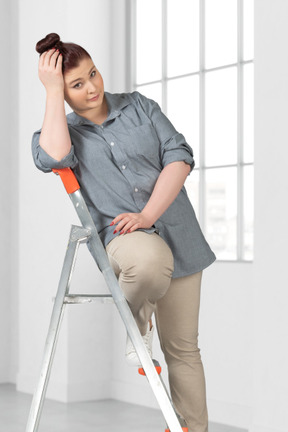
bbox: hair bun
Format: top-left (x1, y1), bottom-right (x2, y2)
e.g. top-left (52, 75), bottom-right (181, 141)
top-left (35, 33), bottom-right (62, 54)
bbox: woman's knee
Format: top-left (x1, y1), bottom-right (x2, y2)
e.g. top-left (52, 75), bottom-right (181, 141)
top-left (106, 231), bottom-right (174, 299)
top-left (126, 253), bottom-right (173, 300)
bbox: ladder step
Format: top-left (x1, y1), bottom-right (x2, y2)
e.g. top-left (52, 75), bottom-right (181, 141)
top-left (165, 429), bottom-right (188, 432)
top-left (64, 294), bottom-right (113, 304)
top-left (138, 359), bottom-right (162, 376)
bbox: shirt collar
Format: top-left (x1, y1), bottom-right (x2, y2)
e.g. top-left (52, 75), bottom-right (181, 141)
top-left (67, 92), bottom-right (131, 126)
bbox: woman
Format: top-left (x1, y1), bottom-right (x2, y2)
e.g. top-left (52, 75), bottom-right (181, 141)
top-left (32, 33), bottom-right (216, 432)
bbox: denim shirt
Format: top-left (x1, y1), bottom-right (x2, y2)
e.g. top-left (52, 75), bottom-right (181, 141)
top-left (32, 91), bottom-right (216, 277)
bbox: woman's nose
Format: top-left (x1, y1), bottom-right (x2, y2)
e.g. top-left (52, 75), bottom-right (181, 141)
top-left (87, 81), bottom-right (97, 93)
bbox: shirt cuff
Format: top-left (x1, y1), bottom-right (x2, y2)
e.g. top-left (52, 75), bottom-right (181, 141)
top-left (33, 144), bottom-right (78, 173)
top-left (161, 134), bottom-right (195, 172)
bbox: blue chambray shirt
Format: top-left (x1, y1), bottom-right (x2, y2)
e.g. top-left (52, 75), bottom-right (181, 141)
top-left (32, 91), bottom-right (216, 277)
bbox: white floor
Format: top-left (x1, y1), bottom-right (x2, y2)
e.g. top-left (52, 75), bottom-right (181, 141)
top-left (1, 384), bottom-right (247, 432)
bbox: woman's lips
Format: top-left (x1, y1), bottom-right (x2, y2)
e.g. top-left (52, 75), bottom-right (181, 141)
top-left (89, 94), bottom-right (99, 101)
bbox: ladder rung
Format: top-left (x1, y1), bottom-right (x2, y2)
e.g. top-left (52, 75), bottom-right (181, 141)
top-left (64, 294), bottom-right (114, 304)
top-left (165, 429), bottom-right (188, 432)
top-left (139, 359), bottom-right (162, 376)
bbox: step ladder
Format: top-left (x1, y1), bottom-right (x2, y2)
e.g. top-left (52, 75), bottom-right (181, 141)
top-left (25, 167), bottom-right (187, 432)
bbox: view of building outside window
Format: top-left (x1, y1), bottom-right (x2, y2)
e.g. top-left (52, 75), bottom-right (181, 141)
top-left (131, 0), bottom-right (254, 261)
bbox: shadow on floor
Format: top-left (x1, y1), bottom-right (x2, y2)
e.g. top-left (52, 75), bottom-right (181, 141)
top-left (0, 384), bottom-right (247, 432)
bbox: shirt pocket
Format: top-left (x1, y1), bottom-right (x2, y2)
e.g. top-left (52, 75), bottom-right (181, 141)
top-left (127, 123), bottom-right (160, 158)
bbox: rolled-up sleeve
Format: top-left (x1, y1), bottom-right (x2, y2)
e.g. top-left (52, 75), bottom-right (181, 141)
top-left (31, 130), bottom-right (79, 173)
top-left (135, 92), bottom-right (195, 171)
top-left (159, 133), bottom-right (195, 170)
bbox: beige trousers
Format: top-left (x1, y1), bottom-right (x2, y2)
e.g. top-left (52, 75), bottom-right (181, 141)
top-left (106, 231), bottom-right (208, 432)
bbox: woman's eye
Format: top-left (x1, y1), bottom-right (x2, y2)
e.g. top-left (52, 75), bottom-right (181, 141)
top-left (74, 82), bottom-right (82, 89)
top-left (91, 70), bottom-right (96, 78)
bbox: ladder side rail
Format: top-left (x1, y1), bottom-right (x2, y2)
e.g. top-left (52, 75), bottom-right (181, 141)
top-left (25, 227), bottom-right (85, 432)
top-left (53, 168), bottom-right (183, 432)
top-left (69, 190), bottom-right (183, 432)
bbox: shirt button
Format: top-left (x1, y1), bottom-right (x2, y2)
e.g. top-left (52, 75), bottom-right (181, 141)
top-left (121, 165), bottom-right (126, 170)
top-left (110, 142), bottom-right (115, 147)
top-left (134, 188), bottom-right (139, 192)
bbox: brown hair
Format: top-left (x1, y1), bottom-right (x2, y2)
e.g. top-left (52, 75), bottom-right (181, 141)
top-left (35, 33), bottom-right (91, 73)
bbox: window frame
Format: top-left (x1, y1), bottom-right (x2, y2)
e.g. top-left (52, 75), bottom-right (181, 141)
top-left (128, 0), bottom-right (254, 262)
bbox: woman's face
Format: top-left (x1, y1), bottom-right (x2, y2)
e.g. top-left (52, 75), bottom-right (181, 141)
top-left (63, 57), bottom-right (105, 116)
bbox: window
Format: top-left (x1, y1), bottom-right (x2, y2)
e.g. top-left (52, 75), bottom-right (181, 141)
top-left (130, 0), bottom-right (254, 261)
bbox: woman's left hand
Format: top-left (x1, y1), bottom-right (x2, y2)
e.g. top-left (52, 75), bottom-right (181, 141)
top-left (110, 212), bottom-right (153, 235)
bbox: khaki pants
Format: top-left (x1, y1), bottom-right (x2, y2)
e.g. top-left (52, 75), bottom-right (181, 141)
top-left (106, 231), bottom-right (208, 432)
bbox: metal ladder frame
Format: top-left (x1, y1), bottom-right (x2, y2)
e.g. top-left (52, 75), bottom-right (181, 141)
top-left (25, 168), bottom-right (186, 432)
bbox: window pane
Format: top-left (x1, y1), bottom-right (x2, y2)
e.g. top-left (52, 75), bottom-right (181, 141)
top-left (136, 0), bottom-right (162, 84)
top-left (205, 68), bottom-right (237, 166)
top-left (167, 0), bottom-right (199, 76)
top-left (243, 165), bottom-right (254, 260)
top-left (185, 169), bottom-right (199, 220)
top-left (243, 0), bottom-right (254, 60)
top-left (205, 167), bottom-right (237, 260)
top-left (137, 83), bottom-right (162, 107)
top-left (205, 0), bottom-right (237, 69)
top-left (243, 63), bottom-right (254, 163)
top-left (167, 76), bottom-right (199, 166)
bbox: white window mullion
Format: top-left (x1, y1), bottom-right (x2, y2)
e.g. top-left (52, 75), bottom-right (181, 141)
top-left (127, 0), bottom-right (135, 92)
top-left (130, 0), bottom-right (137, 91)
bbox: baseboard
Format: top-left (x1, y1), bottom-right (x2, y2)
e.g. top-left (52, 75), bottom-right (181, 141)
top-left (16, 372), bottom-right (111, 403)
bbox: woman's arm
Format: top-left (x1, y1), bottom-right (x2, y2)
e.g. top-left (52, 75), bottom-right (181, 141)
top-left (38, 49), bottom-right (72, 161)
top-left (111, 161), bottom-right (191, 234)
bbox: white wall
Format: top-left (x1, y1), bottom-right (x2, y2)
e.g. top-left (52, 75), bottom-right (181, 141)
top-left (252, 1), bottom-right (288, 431)
top-left (17, 0), bottom-right (115, 402)
top-left (0, 0), bottom-right (12, 383)
top-left (0, 0), bottom-right (18, 383)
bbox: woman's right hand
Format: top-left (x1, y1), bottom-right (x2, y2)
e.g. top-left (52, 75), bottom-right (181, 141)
top-left (38, 48), bottom-right (72, 161)
top-left (38, 49), bottom-right (64, 93)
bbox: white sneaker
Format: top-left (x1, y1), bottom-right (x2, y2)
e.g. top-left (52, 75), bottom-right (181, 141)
top-left (125, 325), bottom-right (154, 367)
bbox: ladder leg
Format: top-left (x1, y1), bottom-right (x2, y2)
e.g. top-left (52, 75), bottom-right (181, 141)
top-left (25, 227), bottom-right (85, 432)
top-left (139, 362), bottom-right (188, 431)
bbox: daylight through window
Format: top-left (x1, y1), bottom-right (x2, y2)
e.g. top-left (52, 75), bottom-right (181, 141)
top-left (130, 0), bottom-right (254, 261)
